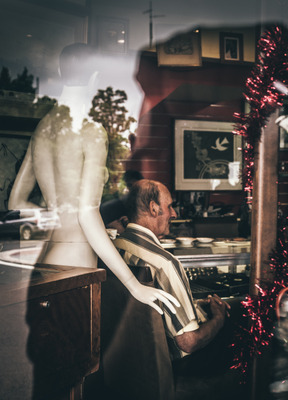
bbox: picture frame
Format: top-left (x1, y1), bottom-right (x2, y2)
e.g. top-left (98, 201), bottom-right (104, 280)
top-left (0, 133), bottom-right (30, 210)
top-left (157, 30), bottom-right (202, 67)
top-left (96, 17), bottom-right (128, 54)
top-left (174, 120), bottom-right (242, 191)
top-left (279, 125), bottom-right (288, 149)
top-left (220, 32), bottom-right (243, 63)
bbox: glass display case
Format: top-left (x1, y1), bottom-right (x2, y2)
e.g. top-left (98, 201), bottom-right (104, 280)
top-left (161, 237), bottom-right (250, 299)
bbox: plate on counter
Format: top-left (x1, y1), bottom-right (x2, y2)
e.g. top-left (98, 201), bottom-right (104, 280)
top-left (196, 237), bottom-right (214, 243)
top-left (233, 237), bottom-right (249, 242)
top-left (176, 237), bottom-right (196, 246)
top-left (160, 238), bottom-right (177, 245)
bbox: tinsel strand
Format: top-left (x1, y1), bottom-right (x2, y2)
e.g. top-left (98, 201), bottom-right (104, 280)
top-left (231, 25), bottom-right (288, 376)
top-left (234, 25), bottom-right (288, 193)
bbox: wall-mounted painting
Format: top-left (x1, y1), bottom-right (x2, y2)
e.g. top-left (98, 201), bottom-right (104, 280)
top-left (157, 30), bottom-right (202, 67)
top-left (0, 133), bottom-right (30, 210)
top-left (220, 32), bottom-right (243, 63)
top-left (279, 125), bottom-right (288, 149)
top-left (96, 17), bottom-right (128, 54)
top-left (174, 120), bottom-right (242, 191)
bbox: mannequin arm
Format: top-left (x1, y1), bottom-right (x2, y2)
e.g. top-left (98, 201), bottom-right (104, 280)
top-left (79, 207), bottom-right (179, 315)
top-left (8, 141), bottom-right (39, 210)
top-left (78, 126), bottom-right (179, 314)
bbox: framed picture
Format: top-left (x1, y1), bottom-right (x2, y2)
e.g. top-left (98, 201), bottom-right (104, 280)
top-left (96, 17), bottom-right (128, 54)
top-left (157, 30), bottom-right (202, 67)
top-left (0, 133), bottom-right (30, 210)
top-left (279, 125), bottom-right (288, 149)
top-left (174, 120), bottom-right (242, 191)
top-left (220, 32), bottom-right (243, 63)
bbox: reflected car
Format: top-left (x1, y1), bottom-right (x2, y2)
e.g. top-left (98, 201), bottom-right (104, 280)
top-left (0, 209), bottom-right (60, 240)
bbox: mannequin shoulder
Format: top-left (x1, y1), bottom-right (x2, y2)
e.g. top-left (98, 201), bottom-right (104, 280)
top-left (81, 119), bottom-right (108, 143)
top-left (33, 105), bottom-right (71, 138)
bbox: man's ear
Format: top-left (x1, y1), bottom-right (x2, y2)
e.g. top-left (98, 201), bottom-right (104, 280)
top-left (149, 201), bottom-right (159, 217)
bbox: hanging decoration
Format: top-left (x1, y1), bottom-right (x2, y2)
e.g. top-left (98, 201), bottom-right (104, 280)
top-left (234, 24), bottom-right (288, 194)
top-left (231, 25), bottom-right (288, 375)
top-left (231, 218), bottom-right (288, 375)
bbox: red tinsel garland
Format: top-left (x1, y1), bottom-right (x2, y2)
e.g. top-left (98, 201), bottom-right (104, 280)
top-left (231, 25), bottom-right (288, 375)
top-left (234, 25), bottom-right (288, 192)
top-left (231, 218), bottom-right (288, 375)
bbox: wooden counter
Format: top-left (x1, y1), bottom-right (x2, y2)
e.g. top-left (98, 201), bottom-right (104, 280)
top-left (0, 263), bottom-right (106, 400)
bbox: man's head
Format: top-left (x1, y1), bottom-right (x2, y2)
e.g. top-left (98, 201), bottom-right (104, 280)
top-left (123, 169), bottom-right (144, 191)
top-left (126, 179), bottom-right (177, 238)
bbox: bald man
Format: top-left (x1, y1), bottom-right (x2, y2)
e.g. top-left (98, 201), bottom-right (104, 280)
top-left (114, 179), bottom-right (235, 375)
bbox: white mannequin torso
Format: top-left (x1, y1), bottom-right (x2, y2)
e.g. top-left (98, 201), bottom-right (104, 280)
top-left (10, 101), bottom-right (108, 268)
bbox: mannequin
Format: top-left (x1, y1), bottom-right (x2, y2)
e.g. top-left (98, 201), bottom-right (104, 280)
top-left (8, 43), bottom-right (179, 315)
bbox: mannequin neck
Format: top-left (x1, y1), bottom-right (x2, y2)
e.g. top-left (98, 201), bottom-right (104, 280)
top-left (59, 85), bottom-right (90, 107)
top-left (59, 85), bottom-right (92, 130)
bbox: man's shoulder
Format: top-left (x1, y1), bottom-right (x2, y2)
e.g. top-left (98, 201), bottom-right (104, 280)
top-left (118, 224), bottom-right (155, 243)
top-left (115, 225), bottom-right (175, 261)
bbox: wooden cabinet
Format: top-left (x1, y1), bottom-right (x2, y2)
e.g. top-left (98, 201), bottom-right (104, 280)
top-left (0, 264), bottom-right (106, 400)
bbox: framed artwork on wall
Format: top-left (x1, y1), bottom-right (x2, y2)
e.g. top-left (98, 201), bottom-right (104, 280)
top-left (157, 30), bottom-right (202, 67)
top-left (0, 133), bottom-right (30, 210)
top-left (220, 32), bottom-right (243, 63)
top-left (277, 103), bottom-right (288, 149)
top-left (96, 17), bottom-right (128, 54)
top-left (174, 120), bottom-right (243, 191)
top-left (279, 125), bottom-right (288, 149)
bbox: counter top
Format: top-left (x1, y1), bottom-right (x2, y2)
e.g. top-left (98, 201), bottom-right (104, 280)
top-left (0, 263), bottom-right (106, 307)
top-left (161, 239), bottom-right (251, 269)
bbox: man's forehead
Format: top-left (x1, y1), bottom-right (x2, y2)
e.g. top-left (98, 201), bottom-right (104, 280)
top-left (159, 185), bottom-right (172, 203)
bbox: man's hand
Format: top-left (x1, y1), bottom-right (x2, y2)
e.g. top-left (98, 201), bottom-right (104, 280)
top-left (207, 294), bottom-right (231, 318)
top-left (197, 294), bottom-right (231, 318)
top-left (175, 294), bottom-right (230, 354)
top-left (208, 295), bottom-right (228, 329)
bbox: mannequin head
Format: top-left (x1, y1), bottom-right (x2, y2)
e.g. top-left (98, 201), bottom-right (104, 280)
top-left (59, 43), bottom-right (98, 87)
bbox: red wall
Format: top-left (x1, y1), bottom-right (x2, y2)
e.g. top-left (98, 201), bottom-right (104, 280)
top-left (126, 50), bottom-right (253, 208)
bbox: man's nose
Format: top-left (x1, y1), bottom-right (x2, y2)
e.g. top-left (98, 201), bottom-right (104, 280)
top-left (170, 207), bottom-right (177, 219)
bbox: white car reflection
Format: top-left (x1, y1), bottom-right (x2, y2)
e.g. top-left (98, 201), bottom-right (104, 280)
top-left (0, 209), bottom-right (61, 241)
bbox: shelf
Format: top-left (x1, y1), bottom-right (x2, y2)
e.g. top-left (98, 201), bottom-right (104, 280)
top-left (177, 252), bottom-right (250, 268)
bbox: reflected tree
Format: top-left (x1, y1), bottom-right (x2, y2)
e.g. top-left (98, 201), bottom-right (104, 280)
top-left (0, 66), bottom-right (36, 94)
top-left (89, 86), bottom-right (136, 200)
